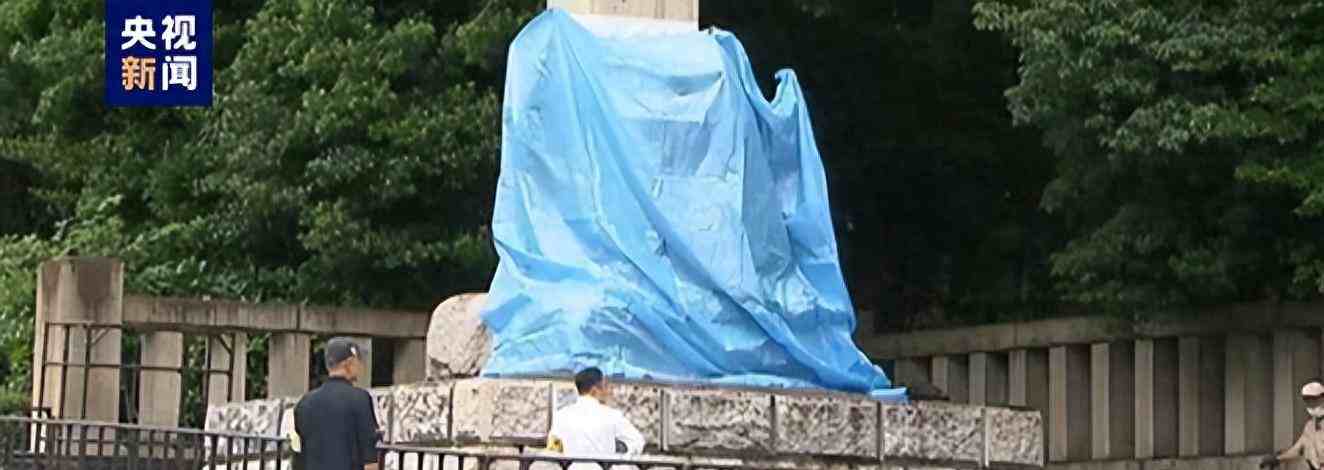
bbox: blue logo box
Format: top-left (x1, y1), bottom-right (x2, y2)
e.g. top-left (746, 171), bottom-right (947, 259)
top-left (105, 0), bottom-right (213, 107)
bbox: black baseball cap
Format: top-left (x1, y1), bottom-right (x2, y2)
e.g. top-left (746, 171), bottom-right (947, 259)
top-left (324, 337), bottom-right (368, 369)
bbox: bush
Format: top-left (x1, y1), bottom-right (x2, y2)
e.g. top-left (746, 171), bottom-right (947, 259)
top-left (0, 390), bottom-right (30, 416)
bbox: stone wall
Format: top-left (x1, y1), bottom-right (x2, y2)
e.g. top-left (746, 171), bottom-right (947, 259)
top-left (207, 377), bottom-right (1043, 469)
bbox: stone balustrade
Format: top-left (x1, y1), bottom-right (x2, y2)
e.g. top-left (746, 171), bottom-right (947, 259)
top-left (206, 377), bottom-right (1044, 469)
top-left (854, 304), bottom-right (1324, 470)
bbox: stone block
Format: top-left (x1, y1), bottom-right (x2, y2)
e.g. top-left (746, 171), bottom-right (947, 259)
top-left (774, 393), bottom-right (878, 458)
top-left (988, 407), bottom-right (1044, 465)
top-left (205, 398), bottom-right (287, 436)
top-left (426, 294), bottom-right (492, 379)
top-left (370, 387), bottom-right (393, 439)
top-left (666, 388), bottom-right (773, 453)
top-left (452, 378), bottom-right (550, 443)
top-left (881, 401), bottom-right (983, 464)
top-left (552, 380), bottom-right (664, 448)
top-left (392, 382), bottom-right (453, 444)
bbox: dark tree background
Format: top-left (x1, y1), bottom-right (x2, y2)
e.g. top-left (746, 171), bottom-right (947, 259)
top-left (3, 0), bottom-right (1322, 397)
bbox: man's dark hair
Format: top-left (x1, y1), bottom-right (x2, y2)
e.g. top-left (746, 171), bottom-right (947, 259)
top-left (575, 367), bottom-right (604, 395)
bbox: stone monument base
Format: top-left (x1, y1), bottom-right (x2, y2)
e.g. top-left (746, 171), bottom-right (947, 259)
top-left (207, 377), bottom-right (1043, 470)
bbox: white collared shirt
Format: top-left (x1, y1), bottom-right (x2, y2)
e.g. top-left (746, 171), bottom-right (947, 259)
top-left (549, 395), bottom-right (645, 468)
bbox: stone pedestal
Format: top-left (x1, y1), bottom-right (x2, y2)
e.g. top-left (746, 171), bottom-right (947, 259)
top-left (207, 377), bottom-right (1045, 469)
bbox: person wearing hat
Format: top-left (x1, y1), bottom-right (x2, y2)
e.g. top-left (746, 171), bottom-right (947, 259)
top-left (293, 337), bottom-right (381, 470)
top-left (1262, 380), bottom-right (1324, 469)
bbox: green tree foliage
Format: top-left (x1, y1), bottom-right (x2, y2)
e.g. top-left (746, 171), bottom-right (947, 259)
top-left (975, 0), bottom-right (1324, 315)
top-left (0, 0), bottom-right (538, 391)
top-left (710, 1), bottom-right (1062, 329)
top-left (0, 0), bottom-right (1071, 397)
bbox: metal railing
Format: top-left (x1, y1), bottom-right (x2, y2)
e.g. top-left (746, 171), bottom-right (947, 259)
top-left (379, 444), bottom-right (852, 470)
top-left (0, 417), bottom-right (289, 469)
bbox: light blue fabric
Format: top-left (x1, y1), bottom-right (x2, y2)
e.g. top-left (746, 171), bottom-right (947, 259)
top-left (481, 9), bottom-right (906, 402)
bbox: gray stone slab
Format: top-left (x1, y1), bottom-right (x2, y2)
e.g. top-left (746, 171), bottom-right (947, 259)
top-left (882, 401), bottom-right (983, 463)
top-left (452, 378), bottom-right (549, 443)
top-left (988, 407), bottom-right (1044, 465)
top-left (205, 397), bottom-right (287, 436)
top-left (392, 382), bottom-right (453, 444)
top-left (667, 388), bottom-right (773, 453)
top-left (774, 393), bottom-right (878, 458)
top-left (369, 387), bottom-right (394, 440)
top-left (553, 381), bottom-right (664, 448)
top-left (426, 293), bottom-right (491, 379)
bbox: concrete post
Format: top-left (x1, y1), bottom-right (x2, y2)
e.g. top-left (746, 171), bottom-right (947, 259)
top-left (988, 352), bottom-right (1009, 406)
top-left (971, 352), bottom-right (988, 405)
top-left (1152, 338), bottom-right (1180, 458)
top-left (1010, 349), bottom-right (1027, 407)
top-left (139, 332), bottom-right (183, 426)
top-left (1135, 339), bottom-right (1155, 460)
top-left (1225, 334), bottom-right (1248, 455)
top-left (1091, 343), bottom-right (1111, 460)
top-left (933, 355), bottom-right (969, 403)
top-left (268, 333), bottom-right (311, 398)
top-left (208, 333), bottom-right (247, 405)
top-left (32, 258), bottom-right (123, 422)
top-left (1090, 342), bottom-right (1134, 460)
top-left (1050, 347), bottom-right (1068, 462)
top-left (392, 339), bottom-right (426, 385)
top-left (1178, 337), bottom-right (1200, 457)
top-left (1052, 345), bottom-right (1091, 462)
top-left (1245, 334), bottom-right (1273, 453)
top-left (1274, 330), bottom-right (1297, 450)
top-left (1200, 335), bottom-right (1226, 456)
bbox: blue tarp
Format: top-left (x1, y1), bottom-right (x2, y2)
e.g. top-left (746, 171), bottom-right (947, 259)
top-left (481, 9), bottom-right (906, 402)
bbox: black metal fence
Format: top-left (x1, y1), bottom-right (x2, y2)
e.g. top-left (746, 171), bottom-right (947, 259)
top-left (0, 417), bottom-right (288, 469)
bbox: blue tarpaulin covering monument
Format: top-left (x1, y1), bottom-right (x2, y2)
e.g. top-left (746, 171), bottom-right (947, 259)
top-left (481, 9), bottom-right (906, 401)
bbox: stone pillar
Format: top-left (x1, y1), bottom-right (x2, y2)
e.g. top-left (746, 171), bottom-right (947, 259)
top-left (1051, 345), bottom-right (1091, 462)
top-left (1245, 334), bottom-right (1273, 453)
top-left (970, 352), bottom-right (1009, 406)
top-left (988, 352), bottom-right (1010, 406)
top-left (392, 339), bottom-right (426, 385)
top-left (1135, 339), bottom-right (1155, 460)
top-left (1199, 336), bottom-right (1226, 456)
top-left (932, 355), bottom-right (969, 403)
top-left (1010, 349), bottom-right (1028, 407)
top-left (1091, 342), bottom-right (1134, 460)
top-left (208, 333), bottom-right (247, 405)
top-left (1178, 337), bottom-right (1200, 457)
top-left (970, 352), bottom-right (988, 405)
top-left (1274, 330), bottom-right (1297, 451)
top-left (138, 332), bottom-right (183, 425)
top-left (268, 333), bottom-right (311, 398)
top-left (1225, 334), bottom-right (1273, 454)
top-left (32, 258), bottom-right (123, 422)
top-left (1226, 334), bottom-right (1249, 455)
top-left (1152, 338), bottom-right (1180, 458)
top-left (349, 336), bottom-right (374, 389)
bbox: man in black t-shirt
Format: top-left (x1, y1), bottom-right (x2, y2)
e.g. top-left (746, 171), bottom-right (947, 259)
top-left (293, 337), bottom-right (380, 470)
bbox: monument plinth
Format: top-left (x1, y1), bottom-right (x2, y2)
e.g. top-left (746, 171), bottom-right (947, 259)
top-left (208, 376), bottom-right (1044, 469)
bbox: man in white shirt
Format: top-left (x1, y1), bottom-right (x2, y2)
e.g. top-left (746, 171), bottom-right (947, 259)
top-left (547, 367), bottom-right (645, 467)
